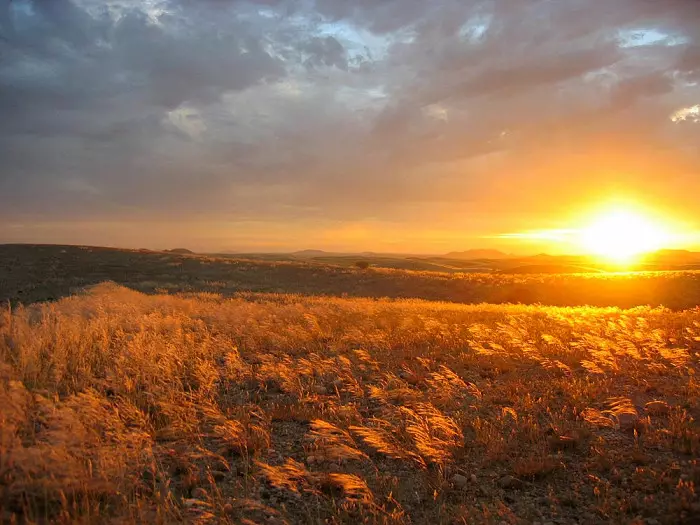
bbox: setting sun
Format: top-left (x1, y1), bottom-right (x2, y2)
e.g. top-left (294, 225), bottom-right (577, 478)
top-left (578, 209), bottom-right (671, 263)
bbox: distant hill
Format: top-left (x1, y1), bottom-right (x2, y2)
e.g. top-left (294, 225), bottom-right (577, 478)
top-left (167, 248), bottom-right (195, 254)
top-left (529, 253), bottom-right (555, 260)
top-left (646, 249), bottom-right (700, 264)
top-left (292, 250), bottom-right (423, 259)
top-left (499, 264), bottom-right (603, 274)
top-left (524, 253), bottom-right (588, 264)
top-left (292, 249), bottom-right (331, 258)
top-left (444, 249), bottom-right (510, 260)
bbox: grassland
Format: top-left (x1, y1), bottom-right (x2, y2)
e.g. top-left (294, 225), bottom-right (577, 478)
top-left (4, 244), bottom-right (700, 310)
top-left (1, 245), bottom-right (700, 524)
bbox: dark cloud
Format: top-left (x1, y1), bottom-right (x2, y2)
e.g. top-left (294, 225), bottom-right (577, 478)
top-left (1, 0), bottom-right (699, 250)
top-left (678, 45), bottom-right (700, 78)
top-left (609, 71), bottom-right (675, 110)
top-left (302, 35), bottom-right (347, 70)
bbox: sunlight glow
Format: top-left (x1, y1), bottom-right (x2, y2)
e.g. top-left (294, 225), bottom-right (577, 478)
top-left (670, 104), bottom-right (700, 123)
top-left (578, 209), bottom-right (671, 263)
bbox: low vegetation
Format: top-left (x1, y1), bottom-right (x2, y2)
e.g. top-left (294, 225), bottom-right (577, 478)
top-left (4, 244), bottom-right (700, 310)
top-left (1, 283), bottom-right (699, 523)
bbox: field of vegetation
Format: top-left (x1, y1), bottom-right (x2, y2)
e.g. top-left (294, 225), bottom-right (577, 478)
top-left (1, 280), bottom-right (699, 524)
top-left (4, 245), bottom-right (700, 310)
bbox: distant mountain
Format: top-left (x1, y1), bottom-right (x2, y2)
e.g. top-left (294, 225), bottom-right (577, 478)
top-left (292, 249), bottom-right (331, 258)
top-left (652, 249), bottom-right (698, 258)
top-left (293, 249), bottom-right (404, 258)
top-left (525, 253), bottom-right (586, 263)
top-left (167, 248), bottom-right (195, 254)
top-left (499, 264), bottom-right (603, 274)
top-left (444, 249), bottom-right (510, 260)
top-left (645, 249), bottom-right (700, 265)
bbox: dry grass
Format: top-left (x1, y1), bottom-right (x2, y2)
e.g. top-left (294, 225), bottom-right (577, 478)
top-left (1, 283), bottom-right (699, 524)
top-left (5, 244), bottom-right (700, 310)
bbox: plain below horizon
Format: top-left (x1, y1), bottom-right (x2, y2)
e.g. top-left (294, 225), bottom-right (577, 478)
top-left (0, 243), bottom-right (567, 259)
top-left (4, 243), bottom-right (700, 264)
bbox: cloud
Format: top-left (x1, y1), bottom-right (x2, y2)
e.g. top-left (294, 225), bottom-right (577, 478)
top-left (1, 0), bottom-right (699, 251)
top-left (301, 35), bottom-right (348, 70)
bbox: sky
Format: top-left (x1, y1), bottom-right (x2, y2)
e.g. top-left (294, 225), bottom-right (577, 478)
top-left (0, 0), bottom-right (699, 254)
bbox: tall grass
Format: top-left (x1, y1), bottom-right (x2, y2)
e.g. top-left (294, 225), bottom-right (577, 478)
top-left (1, 283), bottom-right (699, 523)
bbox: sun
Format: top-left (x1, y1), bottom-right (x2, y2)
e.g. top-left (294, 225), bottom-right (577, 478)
top-left (578, 209), bottom-right (670, 263)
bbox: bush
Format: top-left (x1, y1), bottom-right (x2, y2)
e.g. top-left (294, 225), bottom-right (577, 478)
top-left (355, 261), bottom-right (370, 270)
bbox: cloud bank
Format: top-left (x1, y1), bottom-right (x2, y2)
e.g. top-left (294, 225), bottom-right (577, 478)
top-left (1, 0), bottom-right (699, 251)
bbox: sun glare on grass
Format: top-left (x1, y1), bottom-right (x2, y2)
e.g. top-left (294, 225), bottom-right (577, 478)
top-left (578, 209), bottom-right (670, 264)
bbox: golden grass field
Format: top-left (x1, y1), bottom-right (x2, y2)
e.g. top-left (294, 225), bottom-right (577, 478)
top-left (1, 272), bottom-right (699, 524)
